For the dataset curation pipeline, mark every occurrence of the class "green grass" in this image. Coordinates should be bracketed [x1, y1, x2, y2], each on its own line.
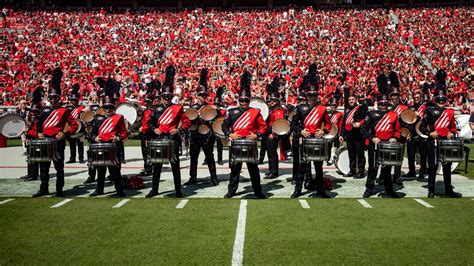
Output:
[0, 198, 473, 265]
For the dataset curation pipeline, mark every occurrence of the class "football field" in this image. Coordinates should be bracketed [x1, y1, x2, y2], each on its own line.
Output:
[1, 197, 473, 265]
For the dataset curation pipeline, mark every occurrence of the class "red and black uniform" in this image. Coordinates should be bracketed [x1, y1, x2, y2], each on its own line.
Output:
[66, 104, 85, 162]
[140, 105, 155, 174]
[340, 103, 368, 177]
[90, 113, 129, 195]
[361, 109, 400, 194]
[222, 107, 267, 196]
[187, 103, 218, 185]
[25, 113, 40, 180]
[261, 106, 285, 177]
[420, 105, 457, 195]
[37, 106, 78, 195]
[390, 103, 409, 181]
[405, 102, 428, 177]
[148, 103, 191, 196]
[216, 107, 227, 163]
[290, 103, 332, 195]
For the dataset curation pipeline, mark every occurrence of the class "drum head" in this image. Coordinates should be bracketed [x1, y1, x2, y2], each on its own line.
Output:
[185, 108, 199, 120]
[0, 114, 25, 138]
[335, 147, 351, 175]
[249, 97, 269, 121]
[415, 121, 428, 139]
[324, 123, 338, 139]
[198, 124, 210, 135]
[401, 128, 410, 138]
[80, 109, 95, 123]
[212, 117, 225, 137]
[272, 119, 290, 135]
[456, 115, 472, 140]
[400, 109, 417, 124]
[199, 105, 217, 121]
[116, 103, 138, 126]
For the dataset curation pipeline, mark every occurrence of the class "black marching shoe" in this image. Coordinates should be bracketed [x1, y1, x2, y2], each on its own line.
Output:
[175, 191, 183, 198]
[291, 187, 302, 198]
[211, 178, 219, 186]
[427, 192, 435, 198]
[224, 192, 236, 199]
[139, 169, 152, 176]
[355, 172, 365, 179]
[116, 191, 126, 198]
[255, 192, 266, 199]
[89, 190, 104, 197]
[79, 159, 85, 164]
[65, 159, 76, 164]
[83, 177, 96, 184]
[54, 191, 64, 197]
[202, 161, 207, 166]
[25, 176, 38, 181]
[257, 159, 264, 165]
[343, 171, 356, 177]
[264, 173, 278, 179]
[217, 160, 224, 165]
[316, 190, 331, 199]
[385, 191, 400, 198]
[19, 175, 30, 180]
[145, 190, 158, 198]
[402, 172, 416, 178]
[446, 192, 462, 198]
[417, 173, 425, 180]
[32, 190, 49, 198]
[183, 178, 197, 186]
[363, 188, 375, 198]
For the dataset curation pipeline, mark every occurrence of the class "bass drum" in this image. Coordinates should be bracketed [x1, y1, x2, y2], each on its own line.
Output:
[455, 114, 472, 140]
[335, 147, 351, 175]
[116, 102, 143, 130]
[437, 162, 459, 174]
[0, 113, 26, 138]
[249, 97, 269, 121]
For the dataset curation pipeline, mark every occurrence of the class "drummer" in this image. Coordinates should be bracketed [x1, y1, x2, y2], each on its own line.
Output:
[139, 80, 160, 176]
[183, 68, 219, 186]
[65, 84, 85, 164]
[361, 94, 401, 198]
[222, 71, 266, 199]
[420, 87, 462, 198]
[89, 93, 129, 197]
[33, 67, 79, 197]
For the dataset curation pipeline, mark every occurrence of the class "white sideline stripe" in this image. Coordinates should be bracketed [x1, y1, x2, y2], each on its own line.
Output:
[113, 199, 130, 208]
[232, 200, 247, 266]
[299, 199, 310, 209]
[176, 199, 189, 209]
[0, 199, 15, 205]
[50, 199, 73, 208]
[414, 199, 434, 208]
[357, 199, 373, 208]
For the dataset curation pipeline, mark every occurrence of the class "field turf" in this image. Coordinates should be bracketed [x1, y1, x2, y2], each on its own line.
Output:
[0, 198, 473, 265]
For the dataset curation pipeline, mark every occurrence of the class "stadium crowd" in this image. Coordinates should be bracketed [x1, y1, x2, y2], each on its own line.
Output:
[1, 6, 472, 107]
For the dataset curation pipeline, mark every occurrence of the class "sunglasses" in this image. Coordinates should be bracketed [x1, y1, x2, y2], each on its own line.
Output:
[103, 106, 115, 110]
[239, 99, 250, 103]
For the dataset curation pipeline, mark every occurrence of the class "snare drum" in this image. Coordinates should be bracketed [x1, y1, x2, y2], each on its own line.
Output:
[88, 143, 118, 166]
[300, 137, 329, 162]
[377, 142, 404, 166]
[438, 139, 464, 163]
[26, 139, 57, 162]
[116, 102, 143, 130]
[147, 139, 175, 164]
[230, 139, 258, 164]
[0, 113, 26, 138]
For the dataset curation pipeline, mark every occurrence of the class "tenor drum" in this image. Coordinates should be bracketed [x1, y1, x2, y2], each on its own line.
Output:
[455, 114, 472, 140]
[300, 137, 329, 162]
[249, 97, 269, 121]
[147, 139, 175, 164]
[230, 139, 258, 164]
[437, 162, 460, 174]
[335, 147, 350, 175]
[272, 118, 290, 135]
[88, 143, 118, 166]
[199, 105, 217, 121]
[198, 124, 211, 135]
[26, 139, 57, 162]
[0, 113, 25, 138]
[377, 142, 404, 166]
[116, 102, 143, 130]
[438, 139, 464, 163]
[185, 108, 199, 121]
[212, 117, 226, 138]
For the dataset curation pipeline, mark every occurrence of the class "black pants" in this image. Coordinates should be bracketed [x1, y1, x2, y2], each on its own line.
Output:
[27, 162, 39, 179]
[427, 140, 453, 194]
[266, 135, 279, 175]
[259, 133, 267, 161]
[96, 164, 124, 194]
[189, 134, 217, 180]
[140, 136, 152, 172]
[67, 136, 84, 161]
[39, 138, 66, 193]
[407, 138, 427, 174]
[346, 137, 366, 174]
[292, 138, 311, 181]
[280, 134, 292, 155]
[217, 137, 223, 162]
[151, 135, 181, 193]
[228, 162, 262, 194]
[366, 143, 395, 193]
[296, 160, 323, 192]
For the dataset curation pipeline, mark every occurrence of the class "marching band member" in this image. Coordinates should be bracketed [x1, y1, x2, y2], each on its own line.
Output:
[339, 94, 367, 178]
[214, 86, 226, 165]
[420, 70, 462, 198]
[222, 71, 267, 199]
[89, 93, 129, 197]
[388, 82, 407, 185]
[146, 65, 191, 198]
[291, 92, 310, 184]
[184, 68, 219, 186]
[139, 80, 160, 176]
[23, 87, 43, 182]
[361, 94, 401, 198]
[66, 84, 85, 164]
[405, 91, 428, 179]
[33, 68, 79, 197]
[263, 79, 285, 179]
[327, 97, 343, 166]
[290, 63, 331, 198]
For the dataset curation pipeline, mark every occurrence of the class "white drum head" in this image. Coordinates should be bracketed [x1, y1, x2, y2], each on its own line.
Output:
[249, 98, 269, 121]
[0, 114, 25, 138]
[335, 147, 351, 175]
[116, 103, 137, 126]
[456, 115, 472, 140]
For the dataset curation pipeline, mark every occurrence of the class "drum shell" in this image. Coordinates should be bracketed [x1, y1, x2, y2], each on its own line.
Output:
[26, 139, 58, 162]
[88, 143, 118, 166]
[147, 139, 175, 164]
[0, 113, 26, 138]
[377, 142, 404, 166]
[230, 139, 258, 164]
[300, 137, 329, 162]
[438, 139, 464, 163]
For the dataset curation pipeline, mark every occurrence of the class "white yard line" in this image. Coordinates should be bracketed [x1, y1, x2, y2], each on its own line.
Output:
[0, 199, 15, 205]
[113, 199, 130, 208]
[232, 200, 248, 266]
[299, 199, 310, 209]
[176, 199, 189, 209]
[50, 199, 73, 208]
[357, 199, 373, 208]
[414, 199, 434, 208]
